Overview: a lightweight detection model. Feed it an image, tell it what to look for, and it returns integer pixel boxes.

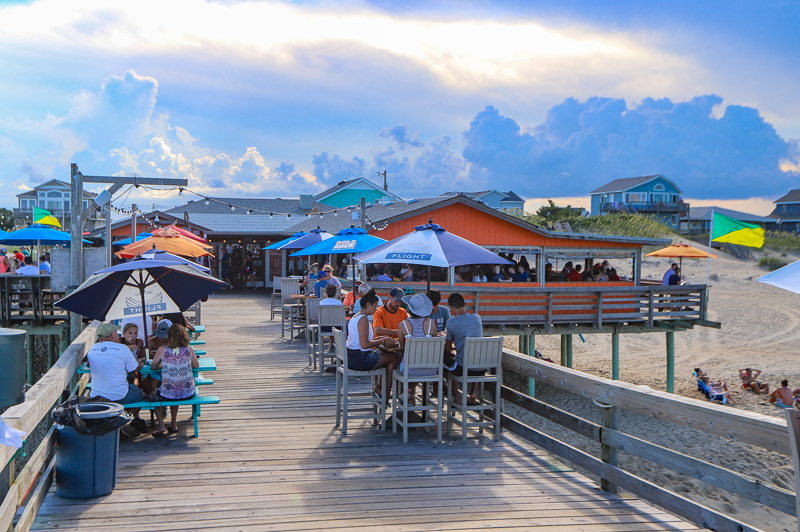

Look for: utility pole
[68,164,187,340]
[378,170,387,191]
[131,204,137,246]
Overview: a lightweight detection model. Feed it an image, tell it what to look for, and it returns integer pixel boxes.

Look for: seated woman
[346,290,400,395]
[472,268,487,283]
[693,368,728,391]
[150,324,200,437]
[397,294,436,402]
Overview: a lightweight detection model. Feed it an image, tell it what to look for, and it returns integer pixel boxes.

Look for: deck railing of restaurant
[369,282,708,329]
[500,348,797,532]
[0,321,98,532]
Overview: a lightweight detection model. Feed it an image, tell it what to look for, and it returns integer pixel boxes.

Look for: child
[122,323,144,359]
[150,324,199,437]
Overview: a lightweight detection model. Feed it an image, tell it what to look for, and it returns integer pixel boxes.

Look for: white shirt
[346,314,373,350]
[16,265,39,275]
[87,341,139,401]
[320,298,343,306]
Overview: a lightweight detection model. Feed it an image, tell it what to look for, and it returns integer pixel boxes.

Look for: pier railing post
[666,331,675,393]
[600,404,619,494]
[611,331,620,381]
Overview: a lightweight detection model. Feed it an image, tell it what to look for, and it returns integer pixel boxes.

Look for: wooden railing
[501,348,794,532]
[369,282,708,328]
[0,322,98,532]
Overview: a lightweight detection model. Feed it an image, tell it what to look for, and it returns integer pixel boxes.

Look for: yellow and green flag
[711,211,764,248]
[33,207,62,228]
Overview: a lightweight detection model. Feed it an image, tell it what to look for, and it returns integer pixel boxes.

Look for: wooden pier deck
[31,293,698,531]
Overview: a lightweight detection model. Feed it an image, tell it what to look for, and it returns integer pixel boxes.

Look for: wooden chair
[446,336,504,441]
[270,276,283,320]
[393,336,447,443]
[280,278,303,338]
[333,329,387,434]
[317,305,345,375]
[305,297,320,368]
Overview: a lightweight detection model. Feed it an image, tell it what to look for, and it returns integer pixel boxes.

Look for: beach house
[589,175,687,229]
[441,190,526,215]
[14,179,99,229]
[766,189,800,232]
[313,177,401,208]
[681,206,769,234]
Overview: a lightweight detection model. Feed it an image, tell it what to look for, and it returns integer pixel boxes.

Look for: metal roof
[589,175,675,194]
[179,213,298,236]
[164,197,330,215]
[773,189,800,204]
[685,206,769,223]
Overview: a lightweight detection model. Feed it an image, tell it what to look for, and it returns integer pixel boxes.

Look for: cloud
[379,125,423,149]
[461,97,799,199]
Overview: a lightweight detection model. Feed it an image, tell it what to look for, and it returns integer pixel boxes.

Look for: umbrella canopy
[646,242,718,269]
[354,220,512,290]
[140,248,211,273]
[56,258,225,346]
[263,232,307,250]
[757,261,800,295]
[0,224,74,246]
[290,227,386,256]
[116,229,213,259]
[153,224,208,244]
[114,232,153,246]
[275,227,332,251]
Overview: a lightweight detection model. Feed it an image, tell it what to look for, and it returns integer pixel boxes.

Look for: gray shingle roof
[164,198,330,215]
[774,189,800,204]
[590,175,664,194]
[686,206,769,223]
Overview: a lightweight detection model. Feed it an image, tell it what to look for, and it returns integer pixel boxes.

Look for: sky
[0,0,798,216]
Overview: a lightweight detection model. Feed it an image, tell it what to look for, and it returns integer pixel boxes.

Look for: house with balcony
[441,190,526,215]
[766,189,800,233]
[590,174,687,229]
[14,179,98,229]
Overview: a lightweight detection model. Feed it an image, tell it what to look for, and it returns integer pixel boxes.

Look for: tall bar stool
[333,329,387,434]
[317,304,346,376]
[392,336,447,443]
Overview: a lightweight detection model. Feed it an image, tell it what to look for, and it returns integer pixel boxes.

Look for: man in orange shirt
[373,287,408,338]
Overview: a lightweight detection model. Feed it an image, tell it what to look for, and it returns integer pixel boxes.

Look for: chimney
[299,194,313,210]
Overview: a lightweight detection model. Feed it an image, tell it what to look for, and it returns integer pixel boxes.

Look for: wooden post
[47,334,56,368]
[666,331,675,393]
[600,404,620,494]
[528,334,536,397]
[69,163,83,341]
[783,409,800,532]
[59,324,69,356]
[26,332,35,384]
[611,331,620,380]
[560,334,567,366]
[566,334,573,368]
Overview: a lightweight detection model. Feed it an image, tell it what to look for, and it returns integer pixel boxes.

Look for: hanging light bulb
[246,210,251,215]
[319,212,323,219]
[269,213,273,219]
[230,205,235,211]
[287,214,291,220]
[333,210,337,216]
[205,199,210,206]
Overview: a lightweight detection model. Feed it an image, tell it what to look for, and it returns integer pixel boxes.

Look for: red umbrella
[154,224,207,244]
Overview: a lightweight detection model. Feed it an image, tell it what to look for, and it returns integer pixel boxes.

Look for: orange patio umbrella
[153,224,208,244]
[116,229,213,259]
[645,242,717,270]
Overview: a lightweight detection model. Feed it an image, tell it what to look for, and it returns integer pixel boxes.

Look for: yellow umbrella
[116,229,213,259]
[645,242,717,270]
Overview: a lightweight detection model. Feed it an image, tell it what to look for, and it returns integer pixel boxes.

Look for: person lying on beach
[697,379,737,405]
[693,368,728,391]
[768,380,800,409]
[738,368,769,394]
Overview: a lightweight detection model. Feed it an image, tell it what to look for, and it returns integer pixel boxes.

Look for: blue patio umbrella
[354,219,513,290]
[263,232,308,250]
[274,227,332,250]
[55,258,225,346]
[140,248,211,273]
[758,260,800,294]
[114,232,153,246]
[0,224,75,246]
[290,227,387,292]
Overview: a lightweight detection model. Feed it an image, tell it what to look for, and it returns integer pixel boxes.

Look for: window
[653,183,665,191]
[626,193,647,203]
[19,198,33,209]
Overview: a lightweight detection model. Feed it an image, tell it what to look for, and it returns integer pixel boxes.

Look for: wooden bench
[190,340,205,346]
[123,394,220,437]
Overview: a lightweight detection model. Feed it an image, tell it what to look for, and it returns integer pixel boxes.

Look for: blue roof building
[590,174,687,229]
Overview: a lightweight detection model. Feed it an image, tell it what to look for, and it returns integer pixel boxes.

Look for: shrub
[758,256,789,271]
[764,231,800,252]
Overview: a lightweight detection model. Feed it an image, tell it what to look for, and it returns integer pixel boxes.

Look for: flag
[711,212,764,248]
[33,207,62,228]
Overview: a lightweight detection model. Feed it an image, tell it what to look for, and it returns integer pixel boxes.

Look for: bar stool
[333,329,387,434]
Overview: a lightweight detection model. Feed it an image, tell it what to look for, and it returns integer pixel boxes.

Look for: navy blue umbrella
[56,258,225,345]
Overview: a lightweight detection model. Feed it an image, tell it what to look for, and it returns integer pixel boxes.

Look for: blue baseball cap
[389,287,405,301]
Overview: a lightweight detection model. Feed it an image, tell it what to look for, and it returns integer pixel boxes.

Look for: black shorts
[450,366,487,377]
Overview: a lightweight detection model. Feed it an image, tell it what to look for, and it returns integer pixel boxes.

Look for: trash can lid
[76,402,124,419]
[0,328,26,337]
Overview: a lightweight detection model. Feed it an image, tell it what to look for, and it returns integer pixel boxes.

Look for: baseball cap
[96,322,117,339]
[389,287,405,301]
[155,319,173,338]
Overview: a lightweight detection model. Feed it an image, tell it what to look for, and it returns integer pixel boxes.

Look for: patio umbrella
[0,224,82,261]
[274,227,332,250]
[153,224,208,244]
[757,261,800,294]
[114,232,153,246]
[645,242,718,270]
[55,258,225,347]
[354,219,513,291]
[290,226,387,292]
[140,248,211,273]
[263,232,307,250]
[116,229,213,259]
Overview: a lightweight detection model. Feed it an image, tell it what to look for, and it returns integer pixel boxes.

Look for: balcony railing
[600,201,688,214]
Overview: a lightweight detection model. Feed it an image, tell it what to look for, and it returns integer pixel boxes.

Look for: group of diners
[344,285,486,404]
[83,310,200,438]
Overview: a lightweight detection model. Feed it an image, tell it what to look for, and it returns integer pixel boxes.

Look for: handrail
[501,347,793,531]
[0,321,99,532]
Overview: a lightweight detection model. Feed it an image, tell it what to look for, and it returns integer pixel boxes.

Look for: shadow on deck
[32,293,696,531]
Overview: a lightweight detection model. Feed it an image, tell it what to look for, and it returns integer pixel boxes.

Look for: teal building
[314,177,402,208]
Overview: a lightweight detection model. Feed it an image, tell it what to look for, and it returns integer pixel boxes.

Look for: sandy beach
[504,247,800,531]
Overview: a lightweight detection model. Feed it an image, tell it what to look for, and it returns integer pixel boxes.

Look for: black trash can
[54,402,131,499]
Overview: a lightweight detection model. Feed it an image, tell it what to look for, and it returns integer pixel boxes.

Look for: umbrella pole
[426,265,431,293]
[138,271,150,358]
[351,254,356,295]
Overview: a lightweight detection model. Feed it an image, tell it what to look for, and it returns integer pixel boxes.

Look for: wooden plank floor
[32,293,698,531]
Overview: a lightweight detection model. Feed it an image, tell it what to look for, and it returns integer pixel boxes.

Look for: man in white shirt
[87,323,143,404]
[16,256,39,275]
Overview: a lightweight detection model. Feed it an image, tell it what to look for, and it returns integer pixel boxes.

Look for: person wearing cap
[86,323,144,405]
[0,248,11,274]
[148,318,172,352]
[373,287,408,339]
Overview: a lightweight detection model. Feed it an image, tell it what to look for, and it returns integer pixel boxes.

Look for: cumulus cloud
[461,97,799,198]
[379,125,423,149]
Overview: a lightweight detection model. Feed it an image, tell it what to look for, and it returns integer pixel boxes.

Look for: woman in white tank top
[345,290,400,395]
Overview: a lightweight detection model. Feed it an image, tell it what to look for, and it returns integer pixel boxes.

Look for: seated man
[38,255,51,274]
[148,319,172,352]
[739,367,769,394]
[16,256,39,275]
[376,268,393,282]
[427,288,450,334]
[769,379,800,408]
[444,292,484,404]
[87,322,144,405]
[319,283,343,350]
[353,283,382,316]
[372,287,408,340]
